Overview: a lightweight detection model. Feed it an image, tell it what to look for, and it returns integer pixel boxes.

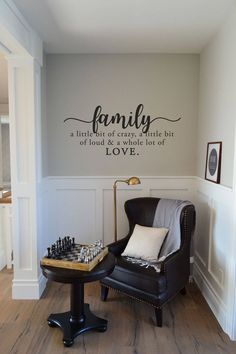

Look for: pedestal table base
[48,303,107,347]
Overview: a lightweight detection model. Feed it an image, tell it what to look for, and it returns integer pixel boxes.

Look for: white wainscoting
[193,177,234,336]
[45,176,196,247]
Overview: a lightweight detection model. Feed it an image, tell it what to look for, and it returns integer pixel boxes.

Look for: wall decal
[64,104,182,157]
[64,104,181,133]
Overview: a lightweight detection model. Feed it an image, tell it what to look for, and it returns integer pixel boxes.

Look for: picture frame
[205,142,222,183]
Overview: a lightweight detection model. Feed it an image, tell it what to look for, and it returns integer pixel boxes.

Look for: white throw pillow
[122,224,168,262]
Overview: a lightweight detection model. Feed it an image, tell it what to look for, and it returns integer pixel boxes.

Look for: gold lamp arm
[113,176,141,242]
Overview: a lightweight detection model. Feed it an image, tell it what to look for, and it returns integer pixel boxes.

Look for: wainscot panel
[193,177,234,335]
[45,176,195,246]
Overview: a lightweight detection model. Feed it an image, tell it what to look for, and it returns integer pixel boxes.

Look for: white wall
[194,4,236,339]
[197,7,236,188]
[46,54,199,177]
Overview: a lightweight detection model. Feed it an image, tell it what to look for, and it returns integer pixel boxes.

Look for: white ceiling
[13,0,236,54]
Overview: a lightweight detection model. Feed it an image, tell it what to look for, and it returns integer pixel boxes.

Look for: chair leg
[180,287,186,295]
[101,285,109,301]
[155,308,162,327]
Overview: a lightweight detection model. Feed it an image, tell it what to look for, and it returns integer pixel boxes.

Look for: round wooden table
[41,253,115,347]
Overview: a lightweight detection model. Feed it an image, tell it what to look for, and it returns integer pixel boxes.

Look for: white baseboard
[193,262,227,333]
[12,273,47,300]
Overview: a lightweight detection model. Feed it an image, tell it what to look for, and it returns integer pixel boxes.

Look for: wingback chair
[100,197,196,326]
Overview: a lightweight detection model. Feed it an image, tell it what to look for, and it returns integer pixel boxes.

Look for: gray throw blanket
[125,198,191,272]
[153,198,192,259]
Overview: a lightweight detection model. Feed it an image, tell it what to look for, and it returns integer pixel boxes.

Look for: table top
[41,252,115,284]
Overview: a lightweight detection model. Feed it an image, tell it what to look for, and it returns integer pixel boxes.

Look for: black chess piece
[47,247,51,258]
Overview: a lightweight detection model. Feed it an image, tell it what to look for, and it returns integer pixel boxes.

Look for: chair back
[125,197,159,231]
[125,197,195,249]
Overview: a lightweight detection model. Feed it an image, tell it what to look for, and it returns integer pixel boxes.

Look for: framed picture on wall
[205,142,222,183]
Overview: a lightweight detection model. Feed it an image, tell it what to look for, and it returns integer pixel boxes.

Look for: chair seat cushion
[105,256,167,295]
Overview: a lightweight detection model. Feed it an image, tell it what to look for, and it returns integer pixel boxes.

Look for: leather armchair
[100,197,196,326]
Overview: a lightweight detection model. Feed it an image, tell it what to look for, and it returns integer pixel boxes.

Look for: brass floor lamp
[113,177,141,242]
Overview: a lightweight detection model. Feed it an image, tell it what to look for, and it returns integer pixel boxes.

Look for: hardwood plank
[0,268,236,354]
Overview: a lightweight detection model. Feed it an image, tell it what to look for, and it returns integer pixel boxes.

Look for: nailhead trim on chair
[103,284,161,309]
[102,283,187,311]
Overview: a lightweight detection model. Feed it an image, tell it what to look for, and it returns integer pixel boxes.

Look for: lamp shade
[126,176,141,185]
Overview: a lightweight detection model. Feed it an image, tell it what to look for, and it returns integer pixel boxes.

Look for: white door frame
[0,0,45,299]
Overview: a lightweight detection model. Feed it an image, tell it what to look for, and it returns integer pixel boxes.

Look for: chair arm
[160,250,180,272]
[160,248,190,292]
[160,204,195,287]
[107,234,130,256]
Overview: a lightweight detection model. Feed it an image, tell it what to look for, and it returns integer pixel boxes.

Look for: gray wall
[46,54,199,176]
[41,52,48,177]
[1,124,10,184]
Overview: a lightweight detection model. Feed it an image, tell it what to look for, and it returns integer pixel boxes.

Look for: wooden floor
[0,268,236,354]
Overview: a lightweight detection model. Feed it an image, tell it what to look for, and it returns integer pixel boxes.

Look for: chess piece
[47,247,51,258]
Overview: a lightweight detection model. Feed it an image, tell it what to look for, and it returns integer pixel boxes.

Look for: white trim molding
[0,0,43,299]
[8,55,43,299]
[12,273,47,300]
[194,261,227,329]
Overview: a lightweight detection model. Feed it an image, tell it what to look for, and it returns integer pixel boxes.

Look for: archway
[0,1,44,299]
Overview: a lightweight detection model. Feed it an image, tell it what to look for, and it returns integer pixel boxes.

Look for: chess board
[41,240,108,271]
